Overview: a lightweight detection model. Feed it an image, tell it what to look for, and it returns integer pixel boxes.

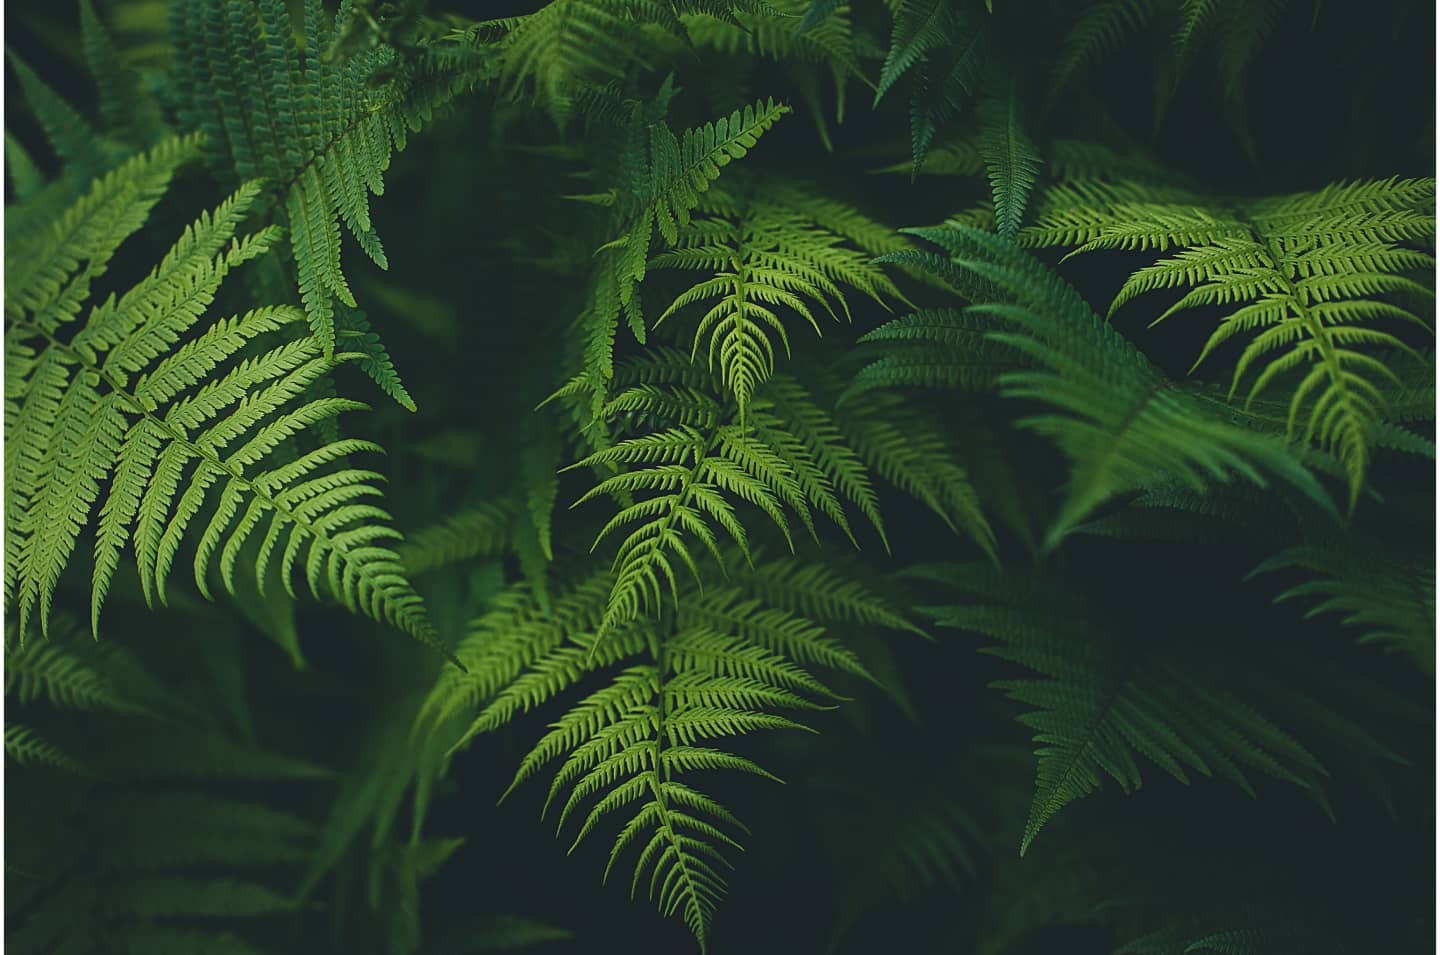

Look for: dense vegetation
[5,1,1434,952]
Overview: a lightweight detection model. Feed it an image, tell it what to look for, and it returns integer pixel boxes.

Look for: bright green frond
[4,143,441,658]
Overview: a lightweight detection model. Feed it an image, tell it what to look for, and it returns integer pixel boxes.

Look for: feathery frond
[1250,539,1435,673]
[420,557,912,950]
[569,365,895,639]
[1024,175,1436,506]
[874,223,1333,548]
[912,562,1398,855]
[170,0,471,371]
[976,79,1041,241]
[650,178,901,415]
[4,138,440,654]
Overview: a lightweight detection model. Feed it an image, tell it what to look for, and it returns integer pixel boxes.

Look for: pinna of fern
[868,222,1334,550]
[1022,174,1436,508]
[4,135,442,658]
[416,553,916,950]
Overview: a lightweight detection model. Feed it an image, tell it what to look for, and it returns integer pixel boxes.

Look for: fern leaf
[170,0,468,386]
[1026,175,1436,506]
[424,558,890,949]
[1250,541,1435,673]
[4,140,443,659]
[880,223,1335,547]
[977,80,1041,241]
[913,563,1359,855]
[651,178,899,417]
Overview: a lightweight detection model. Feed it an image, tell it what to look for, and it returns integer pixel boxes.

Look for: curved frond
[171,0,471,379]
[1026,175,1436,505]
[881,223,1334,548]
[4,140,440,655]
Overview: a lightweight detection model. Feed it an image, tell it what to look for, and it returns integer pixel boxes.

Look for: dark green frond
[170,0,471,376]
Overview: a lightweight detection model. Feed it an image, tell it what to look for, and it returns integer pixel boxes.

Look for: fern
[1250,539,1435,673]
[569,364,893,639]
[650,177,902,415]
[1048,0,1159,101]
[4,137,440,655]
[683,0,864,150]
[976,79,1041,241]
[874,0,988,173]
[570,97,789,426]
[1024,175,1436,506]
[5,620,322,954]
[873,223,1333,548]
[910,562,1400,855]
[419,558,913,949]
[170,0,469,377]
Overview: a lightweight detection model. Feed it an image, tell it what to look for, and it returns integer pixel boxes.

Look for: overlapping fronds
[683,0,863,148]
[910,562,1401,855]
[170,0,470,376]
[571,98,789,424]
[466,0,669,118]
[650,178,902,415]
[4,138,439,653]
[873,223,1332,548]
[5,620,323,954]
[566,362,895,639]
[830,387,996,557]
[418,559,912,950]
[1024,175,1436,506]
[1250,539,1435,673]
[874,0,988,172]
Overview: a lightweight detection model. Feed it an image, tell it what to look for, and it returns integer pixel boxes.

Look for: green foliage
[874,0,989,173]
[1025,175,1436,506]
[4,1,1431,953]
[650,176,902,415]
[419,556,915,950]
[4,137,439,653]
[1250,538,1436,673]
[911,561,1406,854]
[170,0,470,372]
[872,223,1334,548]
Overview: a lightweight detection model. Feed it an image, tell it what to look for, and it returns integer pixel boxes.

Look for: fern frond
[1250,541,1435,673]
[1049,0,1159,99]
[572,363,914,640]
[872,0,987,172]
[4,723,92,775]
[4,140,441,657]
[424,557,895,949]
[913,563,1379,855]
[874,0,955,105]
[651,178,900,416]
[1026,175,1436,506]
[977,80,1041,241]
[398,501,515,576]
[576,99,788,422]
[171,0,469,375]
[882,223,1334,548]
